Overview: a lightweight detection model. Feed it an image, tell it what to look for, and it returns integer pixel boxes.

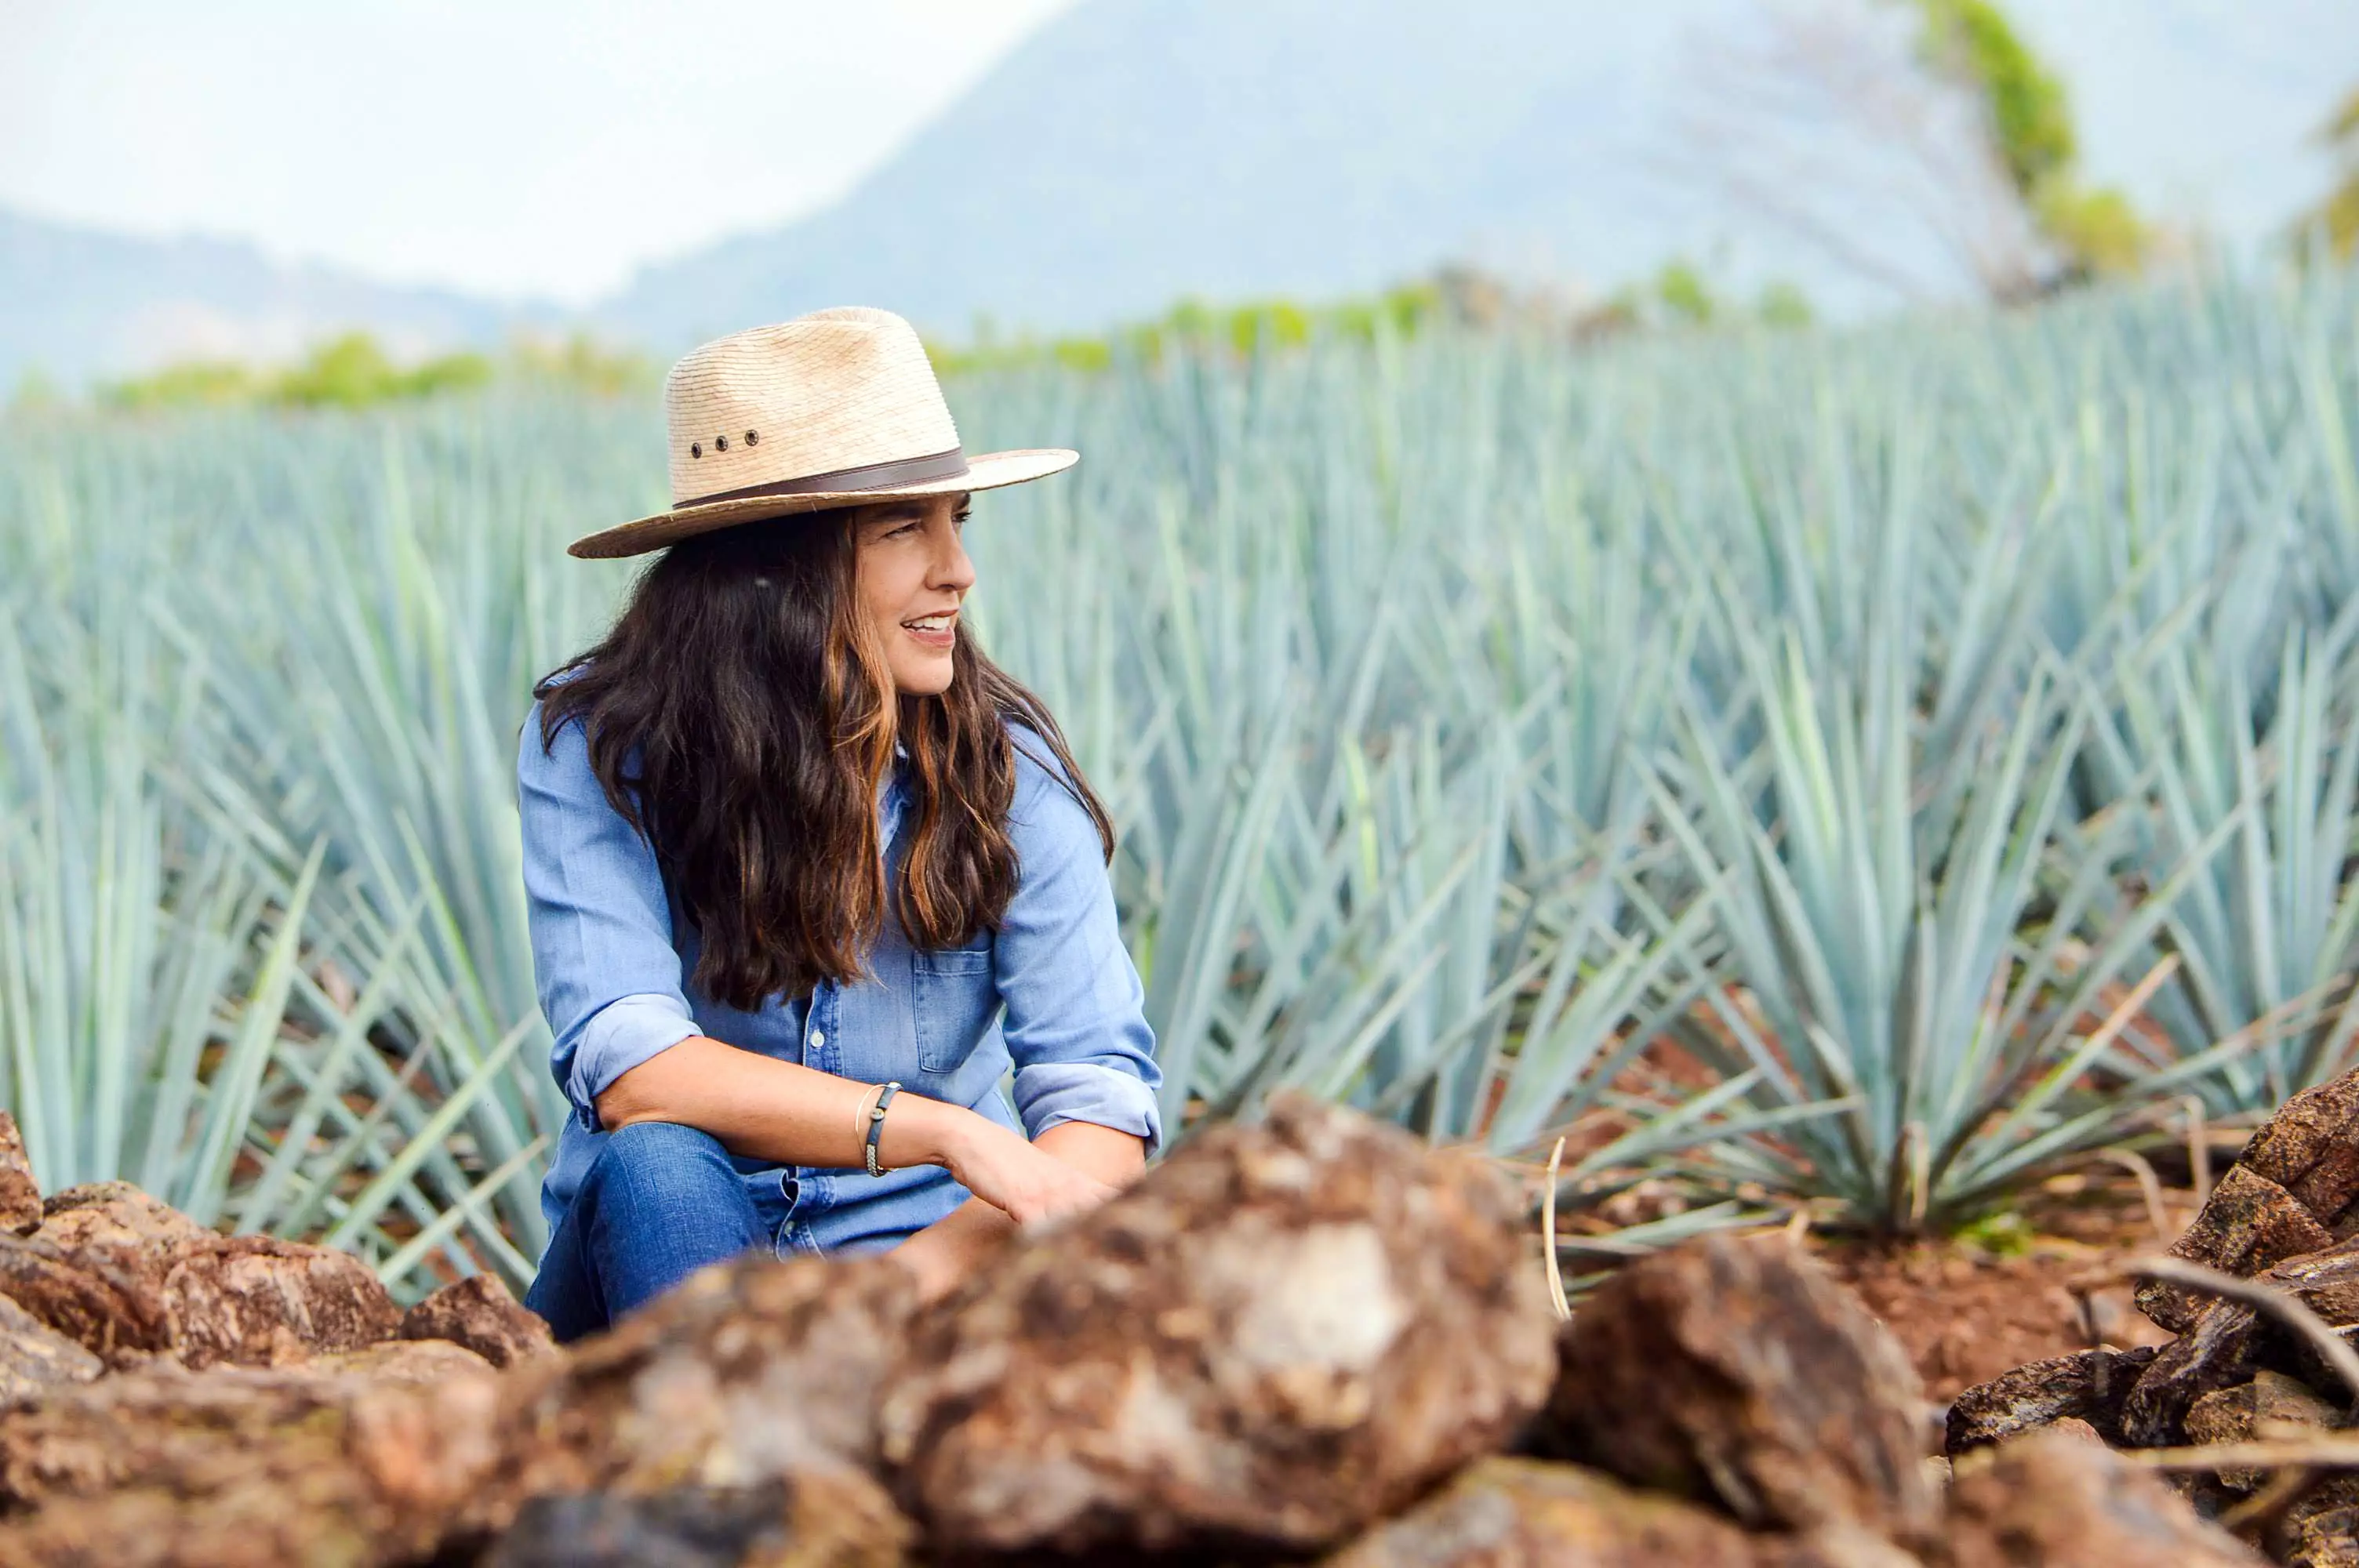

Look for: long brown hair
[532,500,1113,1011]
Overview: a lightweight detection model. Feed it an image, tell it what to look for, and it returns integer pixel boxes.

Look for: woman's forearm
[594,1033,972,1172]
[1033,1118,1147,1184]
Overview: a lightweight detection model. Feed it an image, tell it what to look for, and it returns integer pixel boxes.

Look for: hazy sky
[0,1,1079,305]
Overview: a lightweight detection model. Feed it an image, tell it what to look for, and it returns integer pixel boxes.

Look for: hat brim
[565,447,1079,560]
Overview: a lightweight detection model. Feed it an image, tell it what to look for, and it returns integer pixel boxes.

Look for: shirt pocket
[910,942,999,1074]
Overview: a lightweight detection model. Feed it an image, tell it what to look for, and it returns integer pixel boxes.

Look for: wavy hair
[531,501,1112,1012]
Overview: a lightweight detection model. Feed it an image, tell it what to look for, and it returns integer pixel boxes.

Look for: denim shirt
[516,695,1163,1259]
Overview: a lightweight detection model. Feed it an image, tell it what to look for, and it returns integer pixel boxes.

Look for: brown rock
[0,1112,42,1236]
[478,1252,920,1518]
[2292,1490,2359,1546]
[0,1293,101,1403]
[2265,1236,2359,1321]
[2294,1504,2359,1568]
[1316,1457,1779,1568]
[2252,1240,2359,1391]
[2242,1068,2359,1229]
[0,1232,172,1367]
[1768,1530,1928,1568]
[0,1484,392,1568]
[479,1474,912,1568]
[879,1095,1558,1560]
[0,1253,916,1566]
[2139,1165,2335,1334]
[0,1351,500,1512]
[2042,1415,2104,1444]
[0,1229,402,1373]
[0,1332,487,1512]
[0,1371,503,1568]
[2120,1300,2276,1446]
[2185,1370,2341,1490]
[1936,1427,2263,1566]
[398,1272,554,1368]
[1943,1343,2158,1454]
[33,1181,207,1253]
[159,1236,402,1369]
[314,1337,493,1385]
[1536,1235,1936,1541]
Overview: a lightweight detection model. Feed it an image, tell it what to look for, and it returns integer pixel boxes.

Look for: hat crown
[662,307,960,506]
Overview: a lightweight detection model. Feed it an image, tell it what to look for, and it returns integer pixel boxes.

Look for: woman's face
[853,492,975,697]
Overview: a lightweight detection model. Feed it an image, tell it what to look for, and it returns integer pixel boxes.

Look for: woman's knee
[583,1120,740,1210]
[568,1120,764,1329]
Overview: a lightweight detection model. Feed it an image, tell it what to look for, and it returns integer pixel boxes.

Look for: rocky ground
[1943,1069,2359,1568]
[0,1087,2325,1565]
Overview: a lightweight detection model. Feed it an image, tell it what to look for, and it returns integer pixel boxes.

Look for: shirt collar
[879,742,910,844]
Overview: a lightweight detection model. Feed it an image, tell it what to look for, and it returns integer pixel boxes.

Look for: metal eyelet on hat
[745,430,758,445]
[715,434,729,452]
[690,442,702,459]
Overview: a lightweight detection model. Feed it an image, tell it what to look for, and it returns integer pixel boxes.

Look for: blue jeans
[524,1120,783,1342]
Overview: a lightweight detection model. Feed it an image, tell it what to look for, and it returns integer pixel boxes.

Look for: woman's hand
[889,1117,1149,1301]
[881,1097,1114,1225]
[940,1117,1119,1225]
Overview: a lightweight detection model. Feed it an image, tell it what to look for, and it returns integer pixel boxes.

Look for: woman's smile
[901,608,959,651]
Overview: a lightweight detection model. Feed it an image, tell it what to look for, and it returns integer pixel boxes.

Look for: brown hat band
[674,446,970,510]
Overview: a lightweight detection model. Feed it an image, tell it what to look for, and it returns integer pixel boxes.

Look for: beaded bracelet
[863,1081,901,1178]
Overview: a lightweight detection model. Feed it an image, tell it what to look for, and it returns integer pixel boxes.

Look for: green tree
[97,359,259,411]
[1909,0,2148,286]
[7,367,67,416]
[1656,261,1717,325]
[505,329,660,396]
[2312,85,2359,259]
[1756,281,1815,329]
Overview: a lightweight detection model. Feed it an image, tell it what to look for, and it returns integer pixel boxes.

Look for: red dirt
[1806,1171,2200,1403]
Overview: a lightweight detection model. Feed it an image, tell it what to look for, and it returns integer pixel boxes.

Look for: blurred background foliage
[22,263,1829,416]
[75,330,659,415]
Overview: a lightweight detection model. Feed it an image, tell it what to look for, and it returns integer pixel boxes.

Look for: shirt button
[809,1029,825,1047]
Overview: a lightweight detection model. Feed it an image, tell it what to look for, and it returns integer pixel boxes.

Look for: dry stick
[2114,1437,2359,1472]
[2095,1148,2176,1247]
[2059,953,2183,1237]
[2215,1454,2321,1542]
[1541,1134,1572,1323]
[2183,1094,2212,1207]
[2128,1256,2359,1409]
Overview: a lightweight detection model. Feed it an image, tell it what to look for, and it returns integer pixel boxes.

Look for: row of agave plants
[5,260,2359,1299]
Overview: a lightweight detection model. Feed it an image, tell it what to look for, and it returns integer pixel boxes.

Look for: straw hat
[566,306,1077,560]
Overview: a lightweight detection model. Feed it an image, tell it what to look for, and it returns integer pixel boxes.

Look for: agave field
[5,265,2359,1300]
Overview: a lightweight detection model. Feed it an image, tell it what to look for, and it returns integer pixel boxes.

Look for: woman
[518,307,1161,1342]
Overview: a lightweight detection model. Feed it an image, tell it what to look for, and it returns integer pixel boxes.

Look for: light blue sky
[0,1,1078,305]
[3,0,2353,319]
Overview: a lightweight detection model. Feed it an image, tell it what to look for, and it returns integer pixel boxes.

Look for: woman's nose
[934,533,976,593]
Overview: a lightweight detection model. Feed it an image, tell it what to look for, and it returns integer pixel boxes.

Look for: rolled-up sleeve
[517,701,700,1132]
[994,739,1165,1153]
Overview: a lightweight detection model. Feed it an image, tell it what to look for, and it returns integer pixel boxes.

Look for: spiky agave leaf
[2075,606,2359,1111]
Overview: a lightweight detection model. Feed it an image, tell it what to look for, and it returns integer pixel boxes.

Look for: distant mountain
[596,0,2359,349]
[8,0,2357,389]
[0,209,566,391]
